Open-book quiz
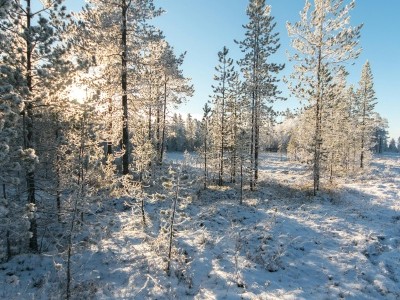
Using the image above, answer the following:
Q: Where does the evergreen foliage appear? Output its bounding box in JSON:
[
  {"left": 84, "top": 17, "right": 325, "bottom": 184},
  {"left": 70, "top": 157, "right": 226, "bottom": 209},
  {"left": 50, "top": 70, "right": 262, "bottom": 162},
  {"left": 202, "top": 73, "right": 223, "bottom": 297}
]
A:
[
  {"left": 287, "top": 0, "right": 362, "bottom": 194},
  {"left": 0, "top": 0, "right": 394, "bottom": 293},
  {"left": 356, "top": 61, "right": 377, "bottom": 168},
  {"left": 236, "top": 0, "right": 284, "bottom": 189}
]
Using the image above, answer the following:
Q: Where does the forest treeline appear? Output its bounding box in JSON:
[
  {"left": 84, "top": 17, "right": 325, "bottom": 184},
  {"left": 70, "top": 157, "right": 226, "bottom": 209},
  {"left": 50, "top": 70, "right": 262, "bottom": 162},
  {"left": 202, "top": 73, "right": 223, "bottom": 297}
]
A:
[
  {"left": 167, "top": 111, "right": 396, "bottom": 155},
  {"left": 0, "top": 0, "right": 396, "bottom": 284}
]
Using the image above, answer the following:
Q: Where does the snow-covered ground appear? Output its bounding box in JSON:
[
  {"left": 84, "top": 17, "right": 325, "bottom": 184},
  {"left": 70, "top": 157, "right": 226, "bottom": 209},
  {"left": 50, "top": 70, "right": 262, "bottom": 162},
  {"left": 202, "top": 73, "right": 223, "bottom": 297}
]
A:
[{"left": 1, "top": 153, "right": 399, "bottom": 299}]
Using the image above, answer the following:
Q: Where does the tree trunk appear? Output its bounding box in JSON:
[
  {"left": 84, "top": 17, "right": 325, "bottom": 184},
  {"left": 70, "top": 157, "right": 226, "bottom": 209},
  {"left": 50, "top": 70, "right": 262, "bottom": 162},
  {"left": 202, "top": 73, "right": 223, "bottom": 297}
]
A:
[
  {"left": 313, "top": 47, "right": 323, "bottom": 196},
  {"left": 160, "top": 79, "right": 168, "bottom": 164},
  {"left": 204, "top": 120, "right": 208, "bottom": 189},
  {"left": 4, "top": 189, "right": 11, "bottom": 260},
  {"left": 231, "top": 100, "right": 238, "bottom": 183},
  {"left": 167, "top": 175, "right": 179, "bottom": 275},
  {"left": 107, "top": 98, "right": 113, "bottom": 156},
  {"left": 249, "top": 90, "right": 255, "bottom": 190},
  {"left": 156, "top": 101, "right": 161, "bottom": 163},
  {"left": 148, "top": 105, "right": 152, "bottom": 141},
  {"left": 121, "top": 1, "right": 130, "bottom": 175},
  {"left": 219, "top": 77, "right": 225, "bottom": 186},
  {"left": 360, "top": 94, "right": 366, "bottom": 169},
  {"left": 254, "top": 104, "right": 259, "bottom": 186},
  {"left": 240, "top": 156, "right": 243, "bottom": 205},
  {"left": 25, "top": 1, "right": 38, "bottom": 252},
  {"left": 55, "top": 124, "right": 61, "bottom": 222},
  {"left": 139, "top": 177, "right": 146, "bottom": 226},
  {"left": 250, "top": 25, "right": 260, "bottom": 191},
  {"left": 66, "top": 185, "right": 80, "bottom": 300}
]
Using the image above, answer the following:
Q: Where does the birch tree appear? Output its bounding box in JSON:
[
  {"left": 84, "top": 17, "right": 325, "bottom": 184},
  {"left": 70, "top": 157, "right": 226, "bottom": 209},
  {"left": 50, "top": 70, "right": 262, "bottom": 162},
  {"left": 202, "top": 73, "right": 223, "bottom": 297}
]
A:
[{"left": 287, "top": 0, "right": 362, "bottom": 194}]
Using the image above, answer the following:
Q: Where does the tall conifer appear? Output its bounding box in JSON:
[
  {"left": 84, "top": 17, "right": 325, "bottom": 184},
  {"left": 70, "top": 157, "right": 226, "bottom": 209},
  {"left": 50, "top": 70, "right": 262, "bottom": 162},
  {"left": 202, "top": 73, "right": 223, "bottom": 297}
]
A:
[
  {"left": 236, "top": 0, "right": 284, "bottom": 189},
  {"left": 287, "top": 0, "right": 362, "bottom": 194}
]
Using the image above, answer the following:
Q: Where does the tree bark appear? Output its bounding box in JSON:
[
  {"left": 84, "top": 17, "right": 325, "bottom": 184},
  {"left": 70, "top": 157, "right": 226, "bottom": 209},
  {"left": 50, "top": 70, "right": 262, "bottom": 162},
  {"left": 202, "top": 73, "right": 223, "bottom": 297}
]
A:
[
  {"left": 254, "top": 100, "right": 259, "bottom": 185},
  {"left": 107, "top": 98, "right": 113, "bottom": 156},
  {"left": 55, "top": 123, "right": 61, "bottom": 222},
  {"left": 218, "top": 65, "right": 226, "bottom": 186},
  {"left": 160, "top": 79, "right": 168, "bottom": 164},
  {"left": 313, "top": 46, "right": 323, "bottom": 196},
  {"left": 360, "top": 87, "right": 366, "bottom": 169},
  {"left": 167, "top": 175, "right": 179, "bottom": 275},
  {"left": 148, "top": 105, "right": 152, "bottom": 141},
  {"left": 121, "top": 0, "right": 130, "bottom": 175},
  {"left": 25, "top": 0, "right": 38, "bottom": 252},
  {"left": 156, "top": 98, "right": 161, "bottom": 163},
  {"left": 204, "top": 120, "right": 208, "bottom": 189},
  {"left": 249, "top": 90, "right": 255, "bottom": 190}
]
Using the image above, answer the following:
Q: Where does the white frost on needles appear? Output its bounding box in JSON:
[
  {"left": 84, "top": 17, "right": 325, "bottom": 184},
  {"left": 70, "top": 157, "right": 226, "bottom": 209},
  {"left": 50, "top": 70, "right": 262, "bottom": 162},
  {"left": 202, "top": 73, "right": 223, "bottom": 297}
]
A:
[{"left": 0, "top": 152, "right": 399, "bottom": 299}]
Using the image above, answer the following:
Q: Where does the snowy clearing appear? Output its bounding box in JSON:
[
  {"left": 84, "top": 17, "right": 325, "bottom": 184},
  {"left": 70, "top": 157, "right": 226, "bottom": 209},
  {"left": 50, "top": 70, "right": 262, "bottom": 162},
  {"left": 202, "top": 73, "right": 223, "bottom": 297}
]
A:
[{"left": 0, "top": 153, "right": 399, "bottom": 299}]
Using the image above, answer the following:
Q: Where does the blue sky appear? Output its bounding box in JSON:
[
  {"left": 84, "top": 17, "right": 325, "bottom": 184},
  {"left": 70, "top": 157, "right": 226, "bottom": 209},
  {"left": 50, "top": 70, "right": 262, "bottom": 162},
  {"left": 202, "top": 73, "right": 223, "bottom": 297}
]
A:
[{"left": 67, "top": 0, "right": 400, "bottom": 140}]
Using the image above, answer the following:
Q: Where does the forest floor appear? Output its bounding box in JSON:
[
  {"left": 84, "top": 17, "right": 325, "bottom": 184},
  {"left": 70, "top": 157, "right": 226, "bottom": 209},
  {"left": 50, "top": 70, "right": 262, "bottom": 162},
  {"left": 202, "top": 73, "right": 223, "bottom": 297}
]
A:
[{"left": 0, "top": 152, "right": 399, "bottom": 299}]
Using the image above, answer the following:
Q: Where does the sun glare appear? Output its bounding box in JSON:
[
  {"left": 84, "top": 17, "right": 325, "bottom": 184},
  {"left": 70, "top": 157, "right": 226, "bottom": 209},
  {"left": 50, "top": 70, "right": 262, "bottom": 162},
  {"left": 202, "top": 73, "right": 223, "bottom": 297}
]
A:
[{"left": 68, "top": 85, "right": 87, "bottom": 103}]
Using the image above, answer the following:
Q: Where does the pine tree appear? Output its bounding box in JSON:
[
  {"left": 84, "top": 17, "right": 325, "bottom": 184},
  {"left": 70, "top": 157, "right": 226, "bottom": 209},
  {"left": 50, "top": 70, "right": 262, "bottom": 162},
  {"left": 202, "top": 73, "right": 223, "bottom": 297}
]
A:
[
  {"left": 210, "top": 46, "right": 236, "bottom": 186},
  {"left": 139, "top": 39, "right": 193, "bottom": 164},
  {"left": 388, "top": 138, "right": 397, "bottom": 152},
  {"left": 287, "top": 0, "right": 362, "bottom": 194},
  {"left": 0, "top": 1, "right": 23, "bottom": 192},
  {"left": 157, "top": 42, "right": 193, "bottom": 163},
  {"left": 397, "top": 137, "right": 400, "bottom": 153},
  {"left": 167, "top": 113, "right": 186, "bottom": 151},
  {"left": 345, "top": 85, "right": 359, "bottom": 171},
  {"left": 185, "top": 114, "right": 196, "bottom": 151},
  {"left": 0, "top": 54, "right": 29, "bottom": 262},
  {"left": 142, "top": 39, "right": 163, "bottom": 147},
  {"left": 356, "top": 61, "right": 376, "bottom": 169},
  {"left": 226, "top": 72, "right": 245, "bottom": 183},
  {"left": 1, "top": 0, "right": 71, "bottom": 251},
  {"left": 236, "top": 0, "right": 284, "bottom": 189},
  {"left": 202, "top": 103, "right": 211, "bottom": 189},
  {"left": 372, "top": 115, "right": 388, "bottom": 154},
  {"left": 71, "top": 0, "right": 162, "bottom": 175}
]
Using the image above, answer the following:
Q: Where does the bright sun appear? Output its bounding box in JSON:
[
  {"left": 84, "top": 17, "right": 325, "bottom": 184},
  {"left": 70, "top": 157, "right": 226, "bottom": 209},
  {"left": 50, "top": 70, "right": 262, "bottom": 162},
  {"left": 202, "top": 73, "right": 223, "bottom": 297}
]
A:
[{"left": 68, "top": 85, "right": 87, "bottom": 103}]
